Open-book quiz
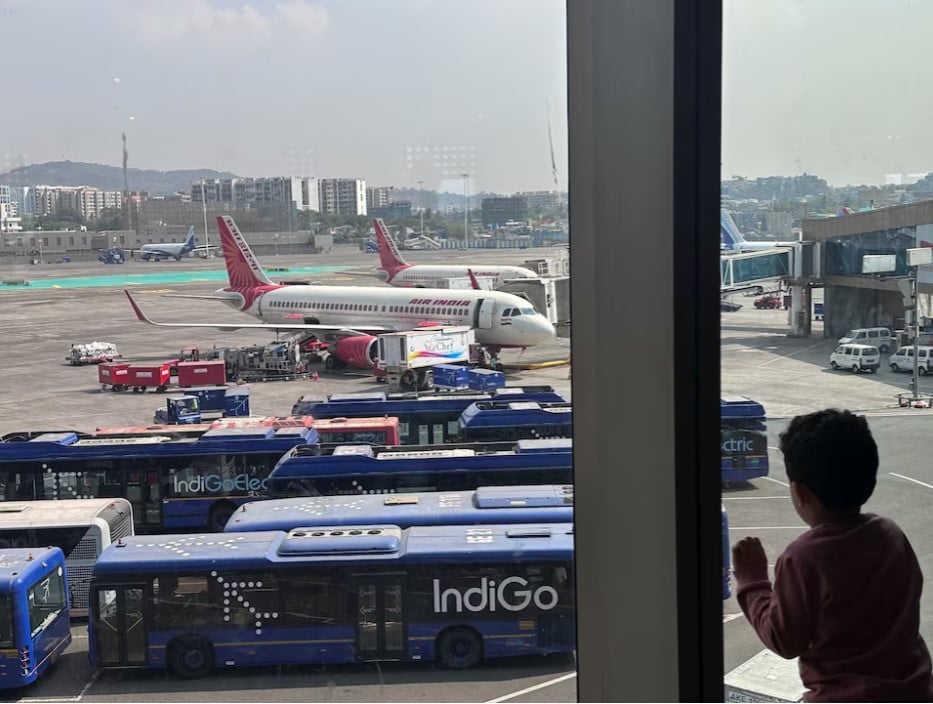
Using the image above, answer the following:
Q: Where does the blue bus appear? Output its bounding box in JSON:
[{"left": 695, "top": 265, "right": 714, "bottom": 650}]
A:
[
  {"left": 266, "top": 439, "right": 574, "bottom": 497},
  {"left": 0, "top": 547, "right": 71, "bottom": 689},
  {"left": 224, "top": 484, "right": 574, "bottom": 533},
  {"left": 0, "top": 426, "right": 319, "bottom": 533},
  {"left": 88, "top": 524, "right": 575, "bottom": 677},
  {"left": 290, "top": 386, "right": 568, "bottom": 445},
  {"left": 458, "top": 402, "right": 572, "bottom": 441},
  {"left": 720, "top": 396, "right": 769, "bottom": 482}
]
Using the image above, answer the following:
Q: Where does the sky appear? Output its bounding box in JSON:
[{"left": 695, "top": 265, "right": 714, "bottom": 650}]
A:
[
  {"left": 5, "top": 1, "right": 929, "bottom": 193},
  {"left": 0, "top": 0, "right": 567, "bottom": 195},
  {"left": 724, "top": 0, "right": 933, "bottom": 187}
]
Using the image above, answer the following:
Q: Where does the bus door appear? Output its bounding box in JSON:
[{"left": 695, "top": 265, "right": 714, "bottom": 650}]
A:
[
  {"left": 125, "top": 466, "right": 163, "bottom": 530},
  {"left": 91, "top": 584, "right": 149, "bottom": 667},
  {"left": 351, "top": 575, "right": 407, "bottom": 661}
]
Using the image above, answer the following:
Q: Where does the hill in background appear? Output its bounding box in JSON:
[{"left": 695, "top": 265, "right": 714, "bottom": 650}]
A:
[{"left": 0, "top": 161, "right": 237, "bottom": 196}]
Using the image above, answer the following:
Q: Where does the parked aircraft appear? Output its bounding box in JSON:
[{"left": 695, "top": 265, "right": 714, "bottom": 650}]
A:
[
  {"left": 720, "top": 210, "right": 800, "bottom": 252},
  {"left": 124, "top": 216, "right": 555, "bottom": 368},
  {"left": 137, "top": 226, "right": 220, "bottom": 261},
  {"left": 368, "top": 218, "right": 540, "bottom": 287}
]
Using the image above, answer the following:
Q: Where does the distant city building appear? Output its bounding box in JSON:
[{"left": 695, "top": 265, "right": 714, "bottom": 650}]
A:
[
  {"left": 366, "top": 186, "right": 392, "bottom": 210},
  {"left": 481, "top": 196, "right": 528, "bottom": 227},
  {"left": 370, "top": 201, "right": 413, "bottom": 219},
  {"left": 0, "top": 203, "right": 22, "bottom": 233},
  {"left": 763, "top": 211, "right": 793, "bottom": 238},
  {"left": 192, "top": 177, "right": 319, "bottom": 212},
  {"left": 31, "top": 185, "right": 122, "bottom": 221},
  {"left": 517, "top": 190, "right": 561, "bottom": 211},
  {"left": 319, "top": 178, "right": 367, "bottom": 216}
]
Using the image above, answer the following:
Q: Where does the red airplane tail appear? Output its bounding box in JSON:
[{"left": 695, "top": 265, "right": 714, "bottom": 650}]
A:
[{"left": 373, "top": 218, "right": 409, "bottom": 276}]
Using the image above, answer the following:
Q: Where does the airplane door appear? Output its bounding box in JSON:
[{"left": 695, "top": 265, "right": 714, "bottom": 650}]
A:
[{"left": 473, "top": 299, "right": 494, "bottom": 329}]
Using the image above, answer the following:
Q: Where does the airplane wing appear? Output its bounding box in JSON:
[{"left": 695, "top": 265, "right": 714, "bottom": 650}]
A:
[
  {"left": 123, "top": 290, "right": 395, "bottom": 335},
  {"left": 337, "top": 270, "right": 381, "bottom": 278}
]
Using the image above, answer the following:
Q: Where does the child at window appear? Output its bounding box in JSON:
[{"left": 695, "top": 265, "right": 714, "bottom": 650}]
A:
[{"left": 732, "top": 409, "right": 933, "bottom": 702}]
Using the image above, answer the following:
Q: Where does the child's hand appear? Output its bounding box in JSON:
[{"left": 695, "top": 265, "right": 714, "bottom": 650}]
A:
[{"left": 732, "top": 537, "right": 769, "bottom": 585}]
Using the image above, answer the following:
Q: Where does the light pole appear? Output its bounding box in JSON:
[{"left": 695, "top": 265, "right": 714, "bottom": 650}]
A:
[
  {"left": 461, "top": 172, "right": 469, "bottom": 248},
  {"left": 417, "top": 180, "right": 425, "bottom": 240},
  {"left": 200, "top": 179, "right": 210, "bottom": 255}
]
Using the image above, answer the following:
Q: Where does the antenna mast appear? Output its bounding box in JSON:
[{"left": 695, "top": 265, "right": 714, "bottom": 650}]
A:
[
  {"left": 122, "top": 133, "right": 133, "bottom": 234},
  {"left": 546, "top": 99, "right": 560, "bottom": 206}
]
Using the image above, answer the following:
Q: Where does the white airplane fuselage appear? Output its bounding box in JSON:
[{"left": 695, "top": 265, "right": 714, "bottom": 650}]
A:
[
  {"left": 221, "top": 283, "right": 554, "bottom": 348},
  {"left": 383, "top": 264, "right": 539, "bottom": 287}
]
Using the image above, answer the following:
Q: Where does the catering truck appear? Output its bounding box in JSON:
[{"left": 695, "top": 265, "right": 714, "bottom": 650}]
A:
[{"left": 375, "top": 326, "right": 476, "bottom": 391}]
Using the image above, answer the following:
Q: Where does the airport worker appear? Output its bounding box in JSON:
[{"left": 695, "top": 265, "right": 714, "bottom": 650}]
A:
[{"left": 732, "top": 409, "right": 933, "bottom": 702}]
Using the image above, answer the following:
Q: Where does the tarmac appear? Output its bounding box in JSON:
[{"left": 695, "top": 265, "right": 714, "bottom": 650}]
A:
[{"left": 0, "top": 245, "right": 571, "bottom": 436}]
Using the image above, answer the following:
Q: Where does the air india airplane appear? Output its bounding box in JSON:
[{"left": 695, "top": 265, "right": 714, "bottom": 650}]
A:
[{"left": 124, "top": 216, "right": 555, "bottom": 370}]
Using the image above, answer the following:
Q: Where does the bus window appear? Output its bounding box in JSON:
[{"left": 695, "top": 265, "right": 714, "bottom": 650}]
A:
[
  {"left": 0, "top": 596, "right": 12, "bottom": 648},
  {"left": 28, "top": 569, "right": 67, "bottom": 638}
]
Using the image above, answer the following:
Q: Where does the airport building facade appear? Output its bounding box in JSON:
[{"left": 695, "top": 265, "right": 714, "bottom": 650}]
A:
[{"left": 803, "top": 200, "right": 933, "bottom": 337}]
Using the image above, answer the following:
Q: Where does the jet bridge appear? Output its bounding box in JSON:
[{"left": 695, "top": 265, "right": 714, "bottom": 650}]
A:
[{"left": 720, "top": 242, "right": 820, "bottom": 294}]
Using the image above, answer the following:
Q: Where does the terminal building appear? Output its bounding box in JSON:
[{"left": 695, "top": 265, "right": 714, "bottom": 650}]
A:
[{"left": 802, "top": 200, "right": 933, "bottom": 337}]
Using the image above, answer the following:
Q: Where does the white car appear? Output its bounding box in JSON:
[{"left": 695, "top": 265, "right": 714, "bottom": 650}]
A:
[
  {"left": 830, "top": 344, "right": 880, "bottom": 373},
  {"left": 837, "top": 327, "right": 893, "bottom": 353},
  {"left": 889, "top": 346, "right": 933, "bottom": 375}
]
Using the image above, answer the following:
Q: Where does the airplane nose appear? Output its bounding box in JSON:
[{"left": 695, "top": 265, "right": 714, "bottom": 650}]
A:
[{"left": 526, "top": 315, "right": 556, "bottom": 344}]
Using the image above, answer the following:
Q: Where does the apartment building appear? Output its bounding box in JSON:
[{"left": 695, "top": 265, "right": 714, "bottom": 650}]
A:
[{"left": 319, "top": 178, "right": 367, "bottom": 216}]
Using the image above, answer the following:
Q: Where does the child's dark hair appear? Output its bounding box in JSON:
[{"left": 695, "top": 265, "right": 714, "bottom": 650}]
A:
[{"left": 779, "top": 409, "right": 878, "bottom": 511}]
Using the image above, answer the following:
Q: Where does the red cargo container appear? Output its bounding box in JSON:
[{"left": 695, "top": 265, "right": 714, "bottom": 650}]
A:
[
  {"left": 176, "top": 360, "right": 227, "bottom": 387},
  {"left": 98, "top": 362, "right": 130, "bottom": 391},
  {"left": 126, "top": 363, "right": 171, "bottom": 392}
]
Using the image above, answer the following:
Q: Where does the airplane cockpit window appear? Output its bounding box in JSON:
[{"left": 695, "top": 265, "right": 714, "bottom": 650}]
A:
[{"left": 520, "top": 307, "right": 535, "bottom": 315}]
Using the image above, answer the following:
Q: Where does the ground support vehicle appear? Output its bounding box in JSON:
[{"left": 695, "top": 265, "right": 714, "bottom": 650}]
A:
[
  {"left": 67, "top": 342, "right": 120, "bottom": 366},
  {"left": 153, "top": 386, "right": 252, "bottom": 424},
  {"left": 375, "top": 327, "right": 476, "bottom": 391}
]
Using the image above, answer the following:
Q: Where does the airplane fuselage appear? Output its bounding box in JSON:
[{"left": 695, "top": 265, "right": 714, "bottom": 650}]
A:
[
  {"left": 383, "top": 264, "right": 539, "bottom": 287},
  {"left": 222, "top": 284, "right": 555, "bottom": 348}
]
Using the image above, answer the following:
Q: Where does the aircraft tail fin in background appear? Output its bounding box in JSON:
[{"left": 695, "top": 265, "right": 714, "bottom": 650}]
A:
[
  {"left": 216, "top": 216, "right": 275, "bottom": 288},
  {"left": 373, "top": 218, "right": 408, "bottom": 273},
  {"left": 467, "top": 268, "right": 482, "bottom": 290},
  {"left": 720, "top": 209, "right": 746, "bottom": 251},
  {"left": 184, "top": 226, "right": 196, "bottom": 250}
]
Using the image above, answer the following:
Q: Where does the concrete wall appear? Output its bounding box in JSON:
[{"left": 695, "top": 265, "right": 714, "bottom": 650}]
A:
[{"left": 824, "top": 285, "right": 904, "bottom": 338}]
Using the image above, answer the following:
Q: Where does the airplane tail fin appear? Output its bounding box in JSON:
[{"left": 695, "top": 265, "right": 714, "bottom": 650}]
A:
[
  {"left": 216, "top": 216, "right": 275, "bottom": 288},
  {"left": 185, "top": 226, "right": 197, "bottom": 250},
  {"left": 373, "top": 218, "right": 408, "bottom": 273},
  {"left": 720, "top": 210, "right": 746, "bottom": 250},
  {"left": 466, "top": 268, "right": 482, "bottom": 290}
]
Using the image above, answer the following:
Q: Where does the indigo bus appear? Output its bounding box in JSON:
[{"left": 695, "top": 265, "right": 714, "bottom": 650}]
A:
[
  {"left": 0, "top": 427, "right": 319, "bottom": 532},
  {"left": 0, "top": 547, "right": 71, "bottom": 689},
  {"left": 88, "top": 524, "right": 575, "bottom": 677},
  {"left": 290, "top": 386, "right": 568, "bottom": 445},
  {"left": 93, "top": 416, "right": 401, "bottom": 447},
  {"left": 224, "top": 485, "right": 574, "bottom": 533},
  {"left": 265, "top": 439, "right": 574, "bottom": 497},
  {"left": 458, "top": 402, "right": 572, "bottom": 441},
  {"left": 720, "top": 396, "right": 769, "bottom": 482},
  {"left": 0, "top": 499, "right": 133, "bottom": 616}
]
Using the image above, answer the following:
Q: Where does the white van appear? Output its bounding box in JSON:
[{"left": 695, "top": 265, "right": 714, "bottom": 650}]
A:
[
  {"left": 830, "top": 344, "right": 880, "bottom": 373},
  {"left": 837, "top": 327, "right": 893, "bottom": 352},
  {"left": 889, "top": 346, "right": 933, "bottom": 375}
]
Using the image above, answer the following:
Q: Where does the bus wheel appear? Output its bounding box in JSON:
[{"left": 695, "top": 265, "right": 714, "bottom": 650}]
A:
[
  {"left": 208, "top": 502, "right": 236, "bottom": 531},
  {"left": 168, "top": 636, "right": 213, "bottom": 679},
  {"left": 437, "top": 627, "right": 483, "bottom": 669}
]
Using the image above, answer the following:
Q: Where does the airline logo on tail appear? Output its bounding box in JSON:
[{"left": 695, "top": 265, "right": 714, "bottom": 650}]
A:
[
  {"left": 183, "top": 226, "right": 196, "bottom": 251},
  {"left": 216, "top": 216, "right": 279, "bottom": 310},
  {"left": 373, "top": 218, "right": 410, "bottom": 279},
  {"left": 720, "top": 210, "right": 745, "bottom": 250}
]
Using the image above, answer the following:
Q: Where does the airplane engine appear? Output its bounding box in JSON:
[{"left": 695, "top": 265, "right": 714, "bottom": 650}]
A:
[{"left": 332, "top": 335, "right": 378, "bottom": 369}]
